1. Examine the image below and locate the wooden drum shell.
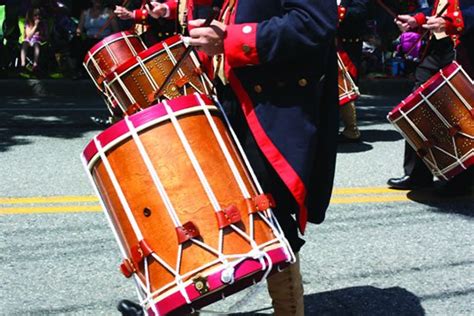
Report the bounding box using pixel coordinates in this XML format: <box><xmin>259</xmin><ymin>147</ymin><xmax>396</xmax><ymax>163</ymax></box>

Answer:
<box><xmin>84</xmin><ymin>31</ymin><xmax>147</xmax><ymax>90</ymax></box>
<box><xmin>388</xmin><ymin>62</ymin><xmax>474</xmax><ymax>179</ymax></box>
<box><xmin>104</xmin><ymin>35</ymin><xmax>212</xmax><ymax>115</ymax></box>
<box><xmin>83</xmin><ymin>95</ymin><xmax>284</xmax><ymax>304</ymax></box>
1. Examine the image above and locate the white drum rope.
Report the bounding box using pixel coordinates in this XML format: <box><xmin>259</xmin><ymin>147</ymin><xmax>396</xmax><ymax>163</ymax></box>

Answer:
<box><xmin>124</xmin><ymin>117</ymin><xmax>182</xmax><ymax>227</ymax></box>
<box><xmin>136</xmin><ymin>56</ymin><xmax>160</xmax><ymax>91</ymax></box>
<box><xmin>81</xmin><ymin>154</ymin><xmax>129</xmax><ymax>259</ymax></box>
<box><xmin>123</xmin><ymin>32</ymin><xmax>138</xmax><ymax>56</ymax></box>
<box><xmin>196</xmin><ymin>93</ymin><xmax>251</xmax><ymax>198</ymax></box>
<box><xmin>104</xmin><ymin>41</ymin><xmax>120</xmax><ymax>65</ymax></box>
<box><xmin>162</xmin><ymin>100</ymin><xmax>221</xmax><ymax>212</ymax></box>
<box><xmin>443</xmin><ymin>66</ymin><xmax>473</xmax><ymax>111</ymax></box>
<box><xmin>189</xmin><ymin>51</ymin><xmax>212</xmax><ymax>95</ymax></box>
<box><xmin>93</xmin><ymin>136</ymin><xmax>144</xmax><ymax>240</ymax></box>
<box><xmin>114</xmin><ymin>71</ymin><xmax>138</xmax><ymax>111</ymax></box>
<box><xmin>163</xmin><ymin>42</ymin><xmax>186</xmax><ymax>78</ymax></box>
<box><xmin>211</xmin><ymin>95</ymin><xmax>294</xmax><ymax>260</ymax></box>
<box><xmin>212</xmin><ymin>96</ymin><xmax>263</xmax><ymax>194</ymax></box>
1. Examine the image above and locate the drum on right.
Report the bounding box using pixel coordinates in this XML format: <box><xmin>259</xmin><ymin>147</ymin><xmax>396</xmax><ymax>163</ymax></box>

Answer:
<box><xmin>388</xmin><ymin>62</ymin><xmax>474</xmax><ymax>180</ymax></box>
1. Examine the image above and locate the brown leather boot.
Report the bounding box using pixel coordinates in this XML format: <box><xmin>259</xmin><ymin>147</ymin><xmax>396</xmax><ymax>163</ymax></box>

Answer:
<box><xmin>340</xmin><ymin>101</ymin><xmax>361</xmax><ymax>140</ymax></box>
<box><xmin>266</xmin><ymin>253</ymin><xmax>304</xmax><ymax>315</ymax></box>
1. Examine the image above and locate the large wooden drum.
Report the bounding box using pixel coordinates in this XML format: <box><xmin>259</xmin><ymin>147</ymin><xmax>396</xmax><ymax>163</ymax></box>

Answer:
<box><xmin>82</xmin><ymin>94</ymin><xmax>294</xmax><ymax>315</ymax></box>
<box><xmin>388</xmin><ymin>62</ymin><xmax>474</xmax><ymax>180</ymax></box>
<box><xmin>104</xmin><ymin>35</ymin><xmax>213</xmax><ymax>116</ymax></box>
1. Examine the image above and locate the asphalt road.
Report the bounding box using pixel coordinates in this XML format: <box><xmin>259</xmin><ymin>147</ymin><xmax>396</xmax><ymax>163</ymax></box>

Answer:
<box><xmin>1</xmin><ymin>81</ymin><xmax>473</xmax><ymax>315</ymax></box>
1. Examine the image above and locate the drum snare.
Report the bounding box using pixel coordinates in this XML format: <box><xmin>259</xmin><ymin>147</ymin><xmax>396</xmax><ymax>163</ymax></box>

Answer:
<box><xmin>388</xmin><ymin>61</ymin><xmax>474</xmax><ymax>180</ymax></box>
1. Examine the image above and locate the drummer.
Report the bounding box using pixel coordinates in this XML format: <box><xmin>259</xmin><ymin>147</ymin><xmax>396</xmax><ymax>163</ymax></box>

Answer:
<box><xmin>387</xmin><ymin>0</ymin><xmax>474</xmax><ymax>194</ymax></box>
<box><xmin>187</xmin><ymin>2</ymin><xmax>339</xmax><ymax>315</ymax></box>
<box><xmin>120</xmin><ymin>1</ymin><xmax>338</xmax><ymax>315</ymax></box>
<box><xmin>337</xmin><ymin>0</ymin><xmax>371</xmax><ymax>143</ymax></box>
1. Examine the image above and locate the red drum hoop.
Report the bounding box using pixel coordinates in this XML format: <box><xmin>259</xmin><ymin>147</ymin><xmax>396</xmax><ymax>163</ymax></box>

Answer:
<box><xmin>104</xmin><ymin>35</ymin><xmax>213</xmax><ymax>116</ymax></box>
<box><xmin>337</xmin><ymin>52</ymin><xmax>360</xmax><ymax>106</ymax></box>
<box><xmin>83</xmin><ymin>31</ymin><xmax>147</xmax><ymax>91</ymax></box>
<box><xmin>388</xmin><ymin>62</ymin><xmax>474</xmax><ymax>180</ymax></box>
<box><xmin>82</xmin><ymin>94</ymin><xmax>294</xmax><ymax>315</ymax></box>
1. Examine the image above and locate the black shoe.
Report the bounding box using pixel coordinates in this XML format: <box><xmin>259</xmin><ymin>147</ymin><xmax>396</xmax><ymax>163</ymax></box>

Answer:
<box><xmin>387</xmin><ymin>175</ymin><xmax>433</xmax><ymax>190</ymax></box>
<box><xmin>337</xmin><ymin>132</ymin><xmax>361</xmax><ymax>143</ymax></box>
<box><xmin>117</xmin><ymin>299</ymin><xmax>145</xmax><ymax>316</ymax></box>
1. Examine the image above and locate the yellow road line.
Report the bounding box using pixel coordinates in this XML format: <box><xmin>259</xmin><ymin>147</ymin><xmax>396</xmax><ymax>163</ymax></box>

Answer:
<box><xmin>0</xmin><ymin>187</ymin><xmax>402</xmax><ymax>205</ymax></box>
<box><xmin>330</xmin><ymin>195</ymin><xmax>409</xmax><ymax>204</ymax></box>
<box><xmin>0</xmin><ymin>205</ymin><xmax>102</xmax><ymax>215</ymax></box>
<box><xmin>332</xmin><ymin>187</ymin><xmax>407</xmax><ymax>195</ymax></box>
<box><xmin>0</xmin><ymin>196</ymin><xmax>98</xmax><ymax>204</ymax></box>
<box><xmin>0</xmin><ymin>187</ymin><xmax>470</xmax><ymax>215</ymax></box>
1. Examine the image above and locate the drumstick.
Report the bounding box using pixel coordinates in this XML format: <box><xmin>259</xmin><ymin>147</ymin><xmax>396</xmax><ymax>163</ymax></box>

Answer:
<box><xmin>152</xmin><ymin>6</ymin><xmax>220</xmax><ymax>100</ymax></box>
<box><xmin>403</xmin><ymin>2</ymin><xmax>449</xmax><ymax>59</ymax></box>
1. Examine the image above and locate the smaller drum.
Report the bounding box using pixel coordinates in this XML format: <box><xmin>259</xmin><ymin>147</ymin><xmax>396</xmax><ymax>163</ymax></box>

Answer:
<box><xmin>388</xmin><ymin>62</ymin><xmax>474</xmax><ymax>180</ymax></box>
<box><xmin>82</xmin><ymin>94</ymin><xmax>294</xmax><ymax>315</ymax></box>
<box><xmin>84</xmin><ymin>31</ymin><xmax>147</xmax><ymax>91</ymax></box>
<box><xmin>104</xmin><ymin>35</ymin><xmax>213</xmax><ymax>116</ymax></box>
<box><xmin>338</xmin><ymin>51</ymin><xmax>360</xmax><ymax>106</ymax></box>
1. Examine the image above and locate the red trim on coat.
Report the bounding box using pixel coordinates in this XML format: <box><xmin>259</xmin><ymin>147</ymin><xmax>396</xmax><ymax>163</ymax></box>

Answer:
<box><xmin>228</xmin><ymin>70</ymin><xmax>308</xmax><ymax>233</ymax></box>
<box><xmin>225</xmin><ymin>0</ymin><xmax>308</xmax><ymax>233</ymax></box>
<box><xmin>224</xmin><ymin>23</ymin><xmax>260</xmax><ymax>68</ymax></box>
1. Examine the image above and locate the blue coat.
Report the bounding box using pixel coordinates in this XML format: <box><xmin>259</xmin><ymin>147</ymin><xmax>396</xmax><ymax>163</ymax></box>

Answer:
<box><xmin>220</xmin><ymin>0</ymin><xmax>339</xmax><ymax>232</ymax></box>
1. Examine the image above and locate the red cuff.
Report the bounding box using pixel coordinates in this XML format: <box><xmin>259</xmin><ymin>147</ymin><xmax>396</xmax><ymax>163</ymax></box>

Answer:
<box><xmin>165</xmin><ymin>0</ymin><xmax>178</xmax><ymax>20</ymax></box>
<box><xmin>413</xmin><ymin>13</ymin><xmax>426</xmax><ymax>26</ymax></box>
<box><xmin>338</xmin><ymin>6</ymin><xmax>347</xmax><ymax>24</ymax></box>
<box><xmin>133</xmin><ymin>9</ymin><xmax>148</xmax><ymax>23</ymax></box>
<box><xmin>444</xmin><ymin>11</ymin><xmax>464</xmax><ymax>35</ymax></box>
<box><xmin>224</xmin><ymin>23</ymin><xmax>259</xmax><ymax>68</ymax></box>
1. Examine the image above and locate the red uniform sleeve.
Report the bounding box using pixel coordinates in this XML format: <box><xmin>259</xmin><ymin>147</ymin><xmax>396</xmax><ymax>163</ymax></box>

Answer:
<box><xmin>413</xmin><ymin>12</ymin><xmax>427</xmax><ymax>26</ymax></box>
<box><xmin>133</xmin><ymin>8</ymin><xmax>149</xmax><ymax>23</ymax></box>
<box><xmin>223</xmin><ymin>23</ymin><xmax>259</xmax><ymax>68</ymax></box>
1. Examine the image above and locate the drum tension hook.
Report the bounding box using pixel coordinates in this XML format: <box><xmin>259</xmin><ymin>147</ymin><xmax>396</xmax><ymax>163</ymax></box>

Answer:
<box><xmin>193</xmin><ymin>276</ymin><xmax>210</xmax><ymax>295</ymax></box>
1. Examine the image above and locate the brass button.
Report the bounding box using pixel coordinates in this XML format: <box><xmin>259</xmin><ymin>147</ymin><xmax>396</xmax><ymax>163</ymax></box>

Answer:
<box><xmin>457</xmin><ymin>27</ymin><xmax>463</xmax><ymax>32</ymax></box>
<box><xmin>254</xmin><ymin>84</ymin><xmax>263</xmax><ymax>93</ymax></box>
<box><xmin>298</xmin><ymin>78</ymin><xmax>308</xmax><ymax>87</ymax></box>
<box><xmin>242</xmin><ymin>44</ymin><xmax>251</xmax><ymax>54</ymax></box>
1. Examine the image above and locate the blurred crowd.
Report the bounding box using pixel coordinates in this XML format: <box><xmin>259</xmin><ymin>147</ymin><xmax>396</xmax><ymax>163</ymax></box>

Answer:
<box><xmin>0</xmin><ymin>0</ymin><xmax>134</xmax><ymax>79</ymax></box>
<box><xmin>0</xmin><ymin>0</ymin><xmax>430</xmax><ymax>79</ymax></box>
